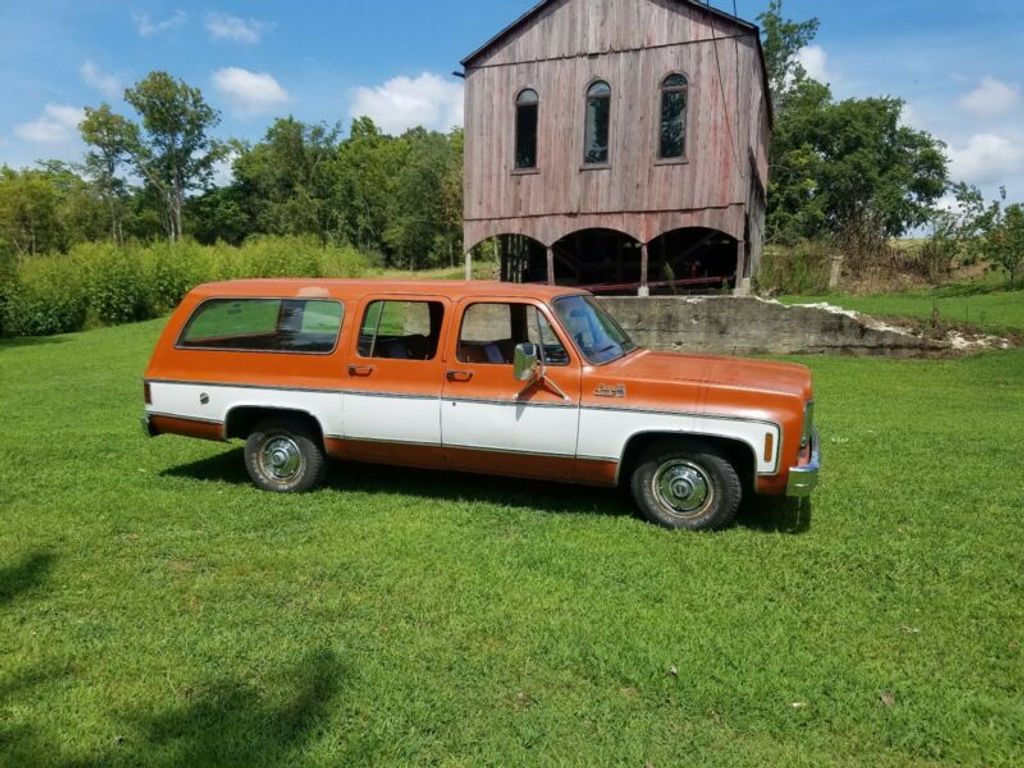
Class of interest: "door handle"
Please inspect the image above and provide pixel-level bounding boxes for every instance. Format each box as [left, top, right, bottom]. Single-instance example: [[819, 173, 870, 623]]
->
[[446, 370, 474, 383], [348, 365, 375, 377]]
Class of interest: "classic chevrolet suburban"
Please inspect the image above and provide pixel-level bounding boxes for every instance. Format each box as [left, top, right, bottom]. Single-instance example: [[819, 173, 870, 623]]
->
[[143, 280, 820, 530]]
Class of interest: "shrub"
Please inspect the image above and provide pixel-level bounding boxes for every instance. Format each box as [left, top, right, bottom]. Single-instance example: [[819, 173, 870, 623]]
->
[[81, 243, 153, 326], [755, 241, 833, 296], [2, 236, 375, 338], [3, 257, 89, 337], [145, 240, 210, 313]]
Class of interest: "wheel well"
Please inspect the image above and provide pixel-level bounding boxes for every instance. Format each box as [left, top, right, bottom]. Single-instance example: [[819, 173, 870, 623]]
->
[[619, 433, 757, 490], [225, 407, 325, 445]]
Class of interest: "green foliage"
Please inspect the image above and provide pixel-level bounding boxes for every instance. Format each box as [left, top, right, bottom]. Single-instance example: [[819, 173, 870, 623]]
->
[[755, 241, 833, 295], [2, 257, 89, 337], [122, 71, 226, 241], [983, 198, 1024, 289], [757, 0, 821, 107], [760, 4, 949, 256], [80, 243, 151, 325], [0, 237, 371, 337]]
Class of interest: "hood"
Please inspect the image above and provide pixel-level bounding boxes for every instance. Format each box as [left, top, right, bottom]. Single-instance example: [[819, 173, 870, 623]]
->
[[608, 350, 813, 400]]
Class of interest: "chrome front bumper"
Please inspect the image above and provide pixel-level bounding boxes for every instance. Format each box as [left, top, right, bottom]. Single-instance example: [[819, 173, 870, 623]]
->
[[786, 429, 821, 497]]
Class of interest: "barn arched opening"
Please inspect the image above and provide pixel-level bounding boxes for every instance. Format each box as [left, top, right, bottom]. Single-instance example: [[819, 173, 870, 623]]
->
[[644, 227, 739, 295], [470, 234, 548, 283], [550, 229, 644, 295]]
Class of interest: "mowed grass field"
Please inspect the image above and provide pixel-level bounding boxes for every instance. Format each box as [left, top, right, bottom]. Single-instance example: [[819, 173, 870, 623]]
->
[[779, 286, 1024, 336], [1, 320, 1023, 767]]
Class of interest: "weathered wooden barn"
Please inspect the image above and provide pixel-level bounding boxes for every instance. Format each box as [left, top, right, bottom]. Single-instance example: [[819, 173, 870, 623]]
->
[[458, 0, 771, 295]]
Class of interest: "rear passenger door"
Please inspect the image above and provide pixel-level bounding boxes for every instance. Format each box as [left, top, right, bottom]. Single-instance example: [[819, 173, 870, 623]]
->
[[342, 296, 448, 469], [441, 299, 581, 481]]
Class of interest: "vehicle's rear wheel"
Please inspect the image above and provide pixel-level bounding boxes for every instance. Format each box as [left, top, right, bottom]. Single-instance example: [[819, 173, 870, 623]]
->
[[630, 440, 742, 531], [244, 416, 328, 493]]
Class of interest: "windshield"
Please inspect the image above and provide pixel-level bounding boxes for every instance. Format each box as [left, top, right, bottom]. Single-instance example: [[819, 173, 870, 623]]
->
[[552, 295, 638, 365]]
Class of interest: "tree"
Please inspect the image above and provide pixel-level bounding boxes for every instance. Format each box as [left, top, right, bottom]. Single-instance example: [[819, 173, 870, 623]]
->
[[123, 71, 225, 241], [333, 117, 407, 262], [983, 192, 1024, 289], [233, 117, 341, 242], [758, 0, 820, 109], [759, 4, 948, 252], [0, 167, 61, 257], [80, 104, 137, 244]]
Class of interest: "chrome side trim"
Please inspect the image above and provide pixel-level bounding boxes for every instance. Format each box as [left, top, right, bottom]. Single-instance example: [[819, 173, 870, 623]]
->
[[787, 428, 821, 497]]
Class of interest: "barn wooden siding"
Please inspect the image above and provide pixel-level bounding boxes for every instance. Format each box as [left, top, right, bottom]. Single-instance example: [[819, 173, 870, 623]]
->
[[461, 0, 771, 289]]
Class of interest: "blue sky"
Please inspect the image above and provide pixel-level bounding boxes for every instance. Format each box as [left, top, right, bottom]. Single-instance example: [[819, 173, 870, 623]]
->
[[1, 0, 1022, 199]]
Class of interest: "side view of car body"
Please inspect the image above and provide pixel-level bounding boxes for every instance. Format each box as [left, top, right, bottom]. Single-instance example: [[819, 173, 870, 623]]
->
[[143, 279, 820, 530]]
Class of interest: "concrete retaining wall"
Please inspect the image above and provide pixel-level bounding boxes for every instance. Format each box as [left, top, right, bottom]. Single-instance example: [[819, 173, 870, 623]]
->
[[596, 296, 948, 357]]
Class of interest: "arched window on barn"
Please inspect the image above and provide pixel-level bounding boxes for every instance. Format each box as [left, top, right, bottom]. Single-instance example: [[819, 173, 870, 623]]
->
[[659, 74, 688, 160], [515, 88, 539, 170], [584, 80, 611, 165]]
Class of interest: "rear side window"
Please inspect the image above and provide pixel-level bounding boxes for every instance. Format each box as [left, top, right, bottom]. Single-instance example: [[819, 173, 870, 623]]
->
[[358, 300, 444, 360], [179, 299, 344, 354]]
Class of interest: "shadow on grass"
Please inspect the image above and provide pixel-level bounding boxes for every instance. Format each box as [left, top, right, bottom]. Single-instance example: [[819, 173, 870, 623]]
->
[[163, 448, 633, 520], [0, 336, 67, 350], [0, 551, 55, 606], [126, 648, 344, 767], [163, 449, 813, 532], [1, 649, 345, 768], [737, 496, 813, 535]]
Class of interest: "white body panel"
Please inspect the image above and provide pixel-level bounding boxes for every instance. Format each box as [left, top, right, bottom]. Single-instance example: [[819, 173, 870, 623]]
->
[[148, 383, 781, 476], [148, 382, 344, 437], [343, 392, 441, 446], [441, 399, 579, 457], [578, 407, 780, 475]]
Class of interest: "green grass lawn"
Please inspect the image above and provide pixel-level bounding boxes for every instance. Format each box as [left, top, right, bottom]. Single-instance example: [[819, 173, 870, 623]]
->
[[2, 321, 1023, 767], [780, 285, 1024, 335]]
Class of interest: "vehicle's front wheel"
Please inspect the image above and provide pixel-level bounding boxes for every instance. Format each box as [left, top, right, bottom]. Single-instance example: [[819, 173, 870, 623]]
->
[[244, 417, 328, 493], [630, 440, 742, 531]]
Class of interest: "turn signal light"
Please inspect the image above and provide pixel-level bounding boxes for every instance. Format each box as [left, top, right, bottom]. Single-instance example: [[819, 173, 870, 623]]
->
[[763, 433, 774, 463], [144, 382, 152, 405]]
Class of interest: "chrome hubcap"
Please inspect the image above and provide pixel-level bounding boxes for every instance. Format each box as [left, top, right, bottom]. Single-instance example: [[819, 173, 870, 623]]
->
[[653, 460, 713, 519], [259, 436, 302, 482]]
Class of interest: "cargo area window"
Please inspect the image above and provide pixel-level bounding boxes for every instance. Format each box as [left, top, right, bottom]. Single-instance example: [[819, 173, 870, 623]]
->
[[358, 300, 444, 361], [458, 302, 569, 366], [178, 299, 343, 354]]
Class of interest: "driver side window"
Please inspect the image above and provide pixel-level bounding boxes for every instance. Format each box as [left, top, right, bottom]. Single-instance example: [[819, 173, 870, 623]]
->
[[458, 302, 569, 366]]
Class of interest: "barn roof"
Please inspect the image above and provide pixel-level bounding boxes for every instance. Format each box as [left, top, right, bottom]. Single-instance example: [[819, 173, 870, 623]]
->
[[459, 0, 772, 122]]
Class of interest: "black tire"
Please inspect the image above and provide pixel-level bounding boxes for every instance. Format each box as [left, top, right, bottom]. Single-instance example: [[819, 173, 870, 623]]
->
[[244, 416, 328, 493], [630, 440, 742, 531]]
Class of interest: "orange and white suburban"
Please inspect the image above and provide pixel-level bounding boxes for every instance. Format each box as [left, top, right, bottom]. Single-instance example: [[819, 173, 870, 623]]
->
[[143, 280, 820, 530]]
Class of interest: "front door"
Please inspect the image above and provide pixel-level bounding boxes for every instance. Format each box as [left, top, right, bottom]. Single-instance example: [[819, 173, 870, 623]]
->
[[342, 296, 448, 469], [441, 299, 581, 481]]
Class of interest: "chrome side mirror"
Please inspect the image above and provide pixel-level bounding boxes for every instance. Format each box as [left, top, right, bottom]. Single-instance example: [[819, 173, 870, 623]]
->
[[513, 342, 542, 382]]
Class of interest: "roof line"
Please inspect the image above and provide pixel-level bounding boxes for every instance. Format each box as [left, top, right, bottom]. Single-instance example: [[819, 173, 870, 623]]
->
[[460, 0, 757, 67]]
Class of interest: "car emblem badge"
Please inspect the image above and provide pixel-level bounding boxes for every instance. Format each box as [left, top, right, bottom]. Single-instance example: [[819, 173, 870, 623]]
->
[[595, 384, 627, 398]]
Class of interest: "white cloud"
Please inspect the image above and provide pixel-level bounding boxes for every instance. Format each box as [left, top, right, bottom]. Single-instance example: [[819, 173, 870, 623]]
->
[[205, 13, 273, 44], [213, 67, 290, 115], [14, 104, 85, 144], [350, 73, 464, 135], [211, 150, 238, 187], [80, 61, 121, 99], [796, 45, 832, 85], [949, 134, 1024, 185], [134, 10, 187, 38], [958, 77, 1020, 117]]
